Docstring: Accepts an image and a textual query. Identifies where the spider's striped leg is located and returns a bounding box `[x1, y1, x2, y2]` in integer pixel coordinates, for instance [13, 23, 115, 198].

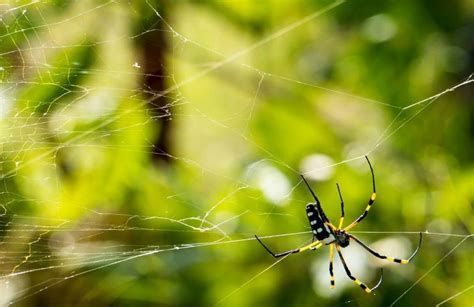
[336, 183, 344, 229]
[329, 244, 335, 288]
[344, 156, 376, 232]
[336, 245, 383, 293]
[349, 232, 423, 264]
[254, 235, 322, 258]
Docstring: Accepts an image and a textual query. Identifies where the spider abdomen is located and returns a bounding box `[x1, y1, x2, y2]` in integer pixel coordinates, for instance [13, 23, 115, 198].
[306, 204, 334, 244]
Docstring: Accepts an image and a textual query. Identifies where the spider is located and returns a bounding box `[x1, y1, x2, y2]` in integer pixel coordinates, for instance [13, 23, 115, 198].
[254, 156, 423, 293]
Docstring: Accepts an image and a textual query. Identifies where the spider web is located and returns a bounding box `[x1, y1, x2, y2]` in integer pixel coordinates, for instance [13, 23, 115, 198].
[0, 1, 473, 306]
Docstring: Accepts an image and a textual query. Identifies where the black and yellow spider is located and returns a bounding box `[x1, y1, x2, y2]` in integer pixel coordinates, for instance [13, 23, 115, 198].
[255, 156, 422, 293]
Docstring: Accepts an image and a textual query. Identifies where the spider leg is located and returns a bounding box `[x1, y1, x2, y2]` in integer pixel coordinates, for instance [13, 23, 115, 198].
[344, 156, 376, 232]
[329, 244, 335, 288]
[336, 245, 384, 293]
[254, 235, 322, 258]
[336, 183, 344, 229]
[349, 232, 423, 264]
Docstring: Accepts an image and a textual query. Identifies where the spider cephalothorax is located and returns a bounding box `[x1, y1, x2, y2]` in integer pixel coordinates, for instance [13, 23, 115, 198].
[255, 156, 423, 293]
[334, 229, 350, 248]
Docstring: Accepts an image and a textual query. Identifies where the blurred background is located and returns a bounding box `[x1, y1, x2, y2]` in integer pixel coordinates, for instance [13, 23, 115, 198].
[0, 0, 473, 306]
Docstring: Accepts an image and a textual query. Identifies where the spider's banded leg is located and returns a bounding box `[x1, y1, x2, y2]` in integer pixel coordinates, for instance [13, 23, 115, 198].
[344, 156, 376, 232]
[350, 232, 423, 264]
[300, 175, 337, 231]
[254, 235, 322, 258]
[336, 245, 383, 293]
[336, 183, 344, 229]
[329, 244, 335, 288]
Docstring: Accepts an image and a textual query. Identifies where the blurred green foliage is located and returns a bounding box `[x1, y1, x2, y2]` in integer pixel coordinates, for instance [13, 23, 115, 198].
[0, 0, 473, 306]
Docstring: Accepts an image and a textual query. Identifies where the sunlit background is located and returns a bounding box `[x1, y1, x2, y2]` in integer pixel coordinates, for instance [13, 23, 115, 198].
[0, 0, 473, 306]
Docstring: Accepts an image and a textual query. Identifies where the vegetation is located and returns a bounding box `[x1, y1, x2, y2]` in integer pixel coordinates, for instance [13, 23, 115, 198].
[0, 1, 472, 306]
